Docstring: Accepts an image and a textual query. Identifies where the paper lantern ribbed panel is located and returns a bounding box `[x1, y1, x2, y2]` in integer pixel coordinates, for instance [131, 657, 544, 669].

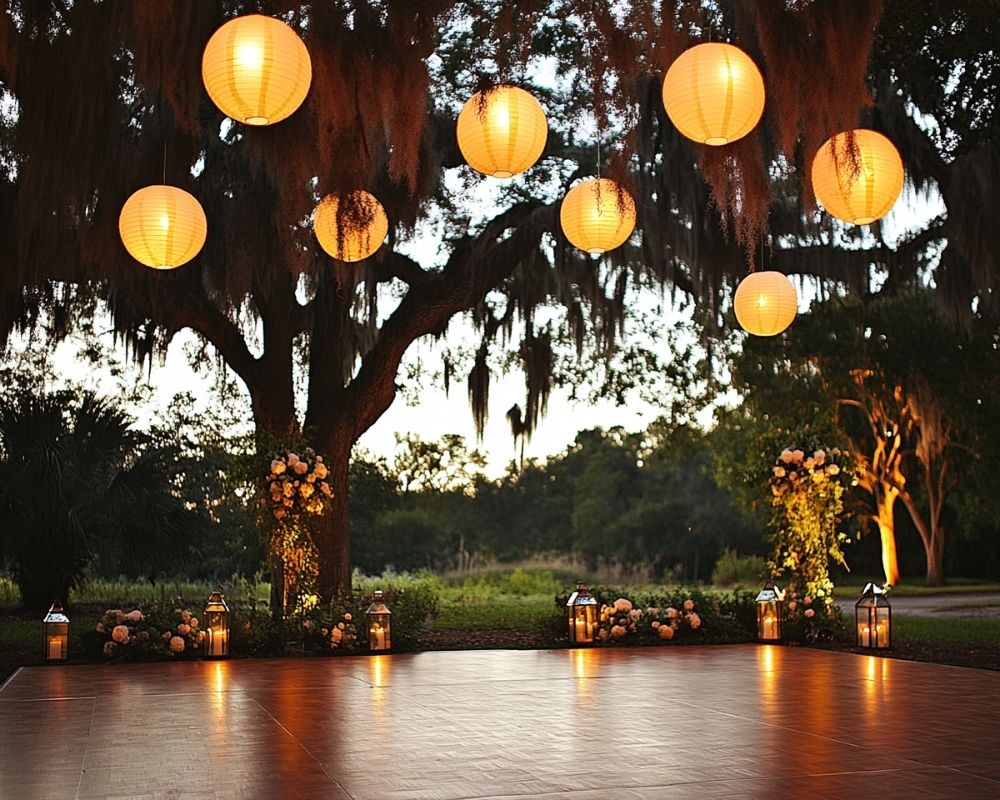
[662, 43, 765, 146]
[811, 129, 904, 225]
[456, 86, 547, 178]
[734, 271, 798, 336]
[560, 178, 637, 256]
[313, 191, 389, 262]
[202, 14, 311, 126]
[118, 185, 207, 269]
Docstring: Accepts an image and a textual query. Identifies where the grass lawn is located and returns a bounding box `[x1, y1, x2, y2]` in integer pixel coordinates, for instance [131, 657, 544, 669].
[892, 615, 1000, 646]
[429, 592, 557, 631]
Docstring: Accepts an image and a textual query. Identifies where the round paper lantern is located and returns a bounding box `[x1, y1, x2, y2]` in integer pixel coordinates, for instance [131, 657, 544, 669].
[202, 14, 312, 126]
[118, 185, 207, 269]
[733, 271, 798, 336]
[662, 42, 765, 146]
[456, 85, 547, 178]
[313, 191, 389, 262]
[811, 129, 904, 225]
[560, 178, 637, 256]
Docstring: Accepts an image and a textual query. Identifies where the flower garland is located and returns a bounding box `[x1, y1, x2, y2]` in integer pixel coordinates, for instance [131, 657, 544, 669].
[767, 446, 858, 605]
[264, 448, 334, 616]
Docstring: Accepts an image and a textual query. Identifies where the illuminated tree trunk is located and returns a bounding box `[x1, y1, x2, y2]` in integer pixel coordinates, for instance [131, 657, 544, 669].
[875, 487, 901, 587]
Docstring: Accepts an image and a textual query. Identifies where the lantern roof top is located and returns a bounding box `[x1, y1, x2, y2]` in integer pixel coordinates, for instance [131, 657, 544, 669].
[856, 582, 891, 607]
[755, 579, 784, 603]
[43, 600, 69, 623]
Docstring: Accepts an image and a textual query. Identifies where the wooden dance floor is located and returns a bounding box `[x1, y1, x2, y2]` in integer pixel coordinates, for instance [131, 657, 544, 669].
[2, 645, 999, 799]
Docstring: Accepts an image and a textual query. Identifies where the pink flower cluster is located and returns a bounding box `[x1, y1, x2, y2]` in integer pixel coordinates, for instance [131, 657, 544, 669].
[266, 448, 334, 520]
[595, 597, 704, 644]
[769, 446, 848, 499]
[322, 610, 357, 650]
[163, 609, 206, 655]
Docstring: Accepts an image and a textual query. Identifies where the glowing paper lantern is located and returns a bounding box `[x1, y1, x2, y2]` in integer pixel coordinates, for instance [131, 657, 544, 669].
[811, 129, 904, 225]
[560, 178, 637, 256]
[118, 185, 207, 269]
[662, 42, 765, 146]
[734, 271, 797, 336]
[313, 191, 389, 262]
[456, 85, 547, 178]
[202, 14, 312, 126]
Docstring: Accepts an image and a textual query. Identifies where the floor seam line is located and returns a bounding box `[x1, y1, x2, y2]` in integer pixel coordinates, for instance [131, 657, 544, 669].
[72, 695, 97, 800]
[249, 692, 359, 800]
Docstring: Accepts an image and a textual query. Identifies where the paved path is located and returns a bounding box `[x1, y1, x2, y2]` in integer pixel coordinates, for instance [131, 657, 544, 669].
[3, 646, 1000, 799]
[838, 591, 1000, 619]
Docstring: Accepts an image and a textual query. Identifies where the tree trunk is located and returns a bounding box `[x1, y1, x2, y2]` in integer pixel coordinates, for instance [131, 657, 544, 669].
[875, 488, 901, 587]
[312, 429, 354, 602]
[925, 525, 946, 586]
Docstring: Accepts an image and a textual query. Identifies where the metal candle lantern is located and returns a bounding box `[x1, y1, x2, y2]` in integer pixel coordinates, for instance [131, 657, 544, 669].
[855, 583, 891, 649]
[366, 590, 392, 652]
[203, 588, 231, 659]
[755, 580, 783, 642]
[43, 600, 69, 662]
[566, 582, 598, 645]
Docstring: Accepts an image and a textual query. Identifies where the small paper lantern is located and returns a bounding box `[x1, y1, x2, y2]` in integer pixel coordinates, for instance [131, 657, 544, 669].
[566, 582, 599, 645]
[456, 85, 548, 178]
[811, 129, 904, 225]
[366, 590, 392, 652]
[855, 582, 891, 649]
[119, 185, 207, 269]
[313, 191, 388, 263]
[202, 14, 312, 126]
[560, 178, 637, 256]
[203, 588, 230, 659]
[43, 600, 69, 663]
[734, 271, 798, 336]
[662, 42, 765, 146]
[755, 580, 783, 642]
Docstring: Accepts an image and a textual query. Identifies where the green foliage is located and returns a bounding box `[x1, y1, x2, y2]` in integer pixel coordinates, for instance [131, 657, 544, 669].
[0, 388, 205, 609]
[711, 549, 769, 588]
[768, 445, 859, 603]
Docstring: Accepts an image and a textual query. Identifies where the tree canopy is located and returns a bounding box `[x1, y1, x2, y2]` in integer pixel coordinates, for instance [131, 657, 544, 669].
[1, 0, 997, 598]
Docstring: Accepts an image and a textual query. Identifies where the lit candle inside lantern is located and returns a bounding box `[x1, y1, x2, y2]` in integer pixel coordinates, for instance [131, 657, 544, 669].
[574, 617, 588, 641]
[875, 621, 888, 646]
[47, 638, 61, 660]
[762, 615, 777, 640]
[859, 624, 870, 647]
[207, 628, 227, 657]
[371, 626, 386, 650]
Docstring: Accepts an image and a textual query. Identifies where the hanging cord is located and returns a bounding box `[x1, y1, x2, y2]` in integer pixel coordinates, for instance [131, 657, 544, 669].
[585, 8, 601, 178]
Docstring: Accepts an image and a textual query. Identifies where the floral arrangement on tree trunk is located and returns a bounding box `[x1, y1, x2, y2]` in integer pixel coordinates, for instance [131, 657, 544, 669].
[264, 448, 334, 617]
[768, 446, 858, 610]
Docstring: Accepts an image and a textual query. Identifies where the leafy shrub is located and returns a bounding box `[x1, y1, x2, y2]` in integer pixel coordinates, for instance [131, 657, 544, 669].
[352, 572, 442, 651]
[711, 549, 768, 588]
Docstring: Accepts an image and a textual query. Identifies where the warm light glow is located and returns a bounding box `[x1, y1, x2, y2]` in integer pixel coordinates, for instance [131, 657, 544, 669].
[662, 43, 765, 146]
[202, 14, 312, 126]
[456, 85, 548, 178]
[313, 191, 389, 262]
[811, 129, 904, 224]
[119, 185, 207, 269]
[733, 271, 797, 336]
[560, 178, 637, 256]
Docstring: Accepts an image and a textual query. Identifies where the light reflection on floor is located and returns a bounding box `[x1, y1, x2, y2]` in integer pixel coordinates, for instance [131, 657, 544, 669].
[3, 646, 1000, 799]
